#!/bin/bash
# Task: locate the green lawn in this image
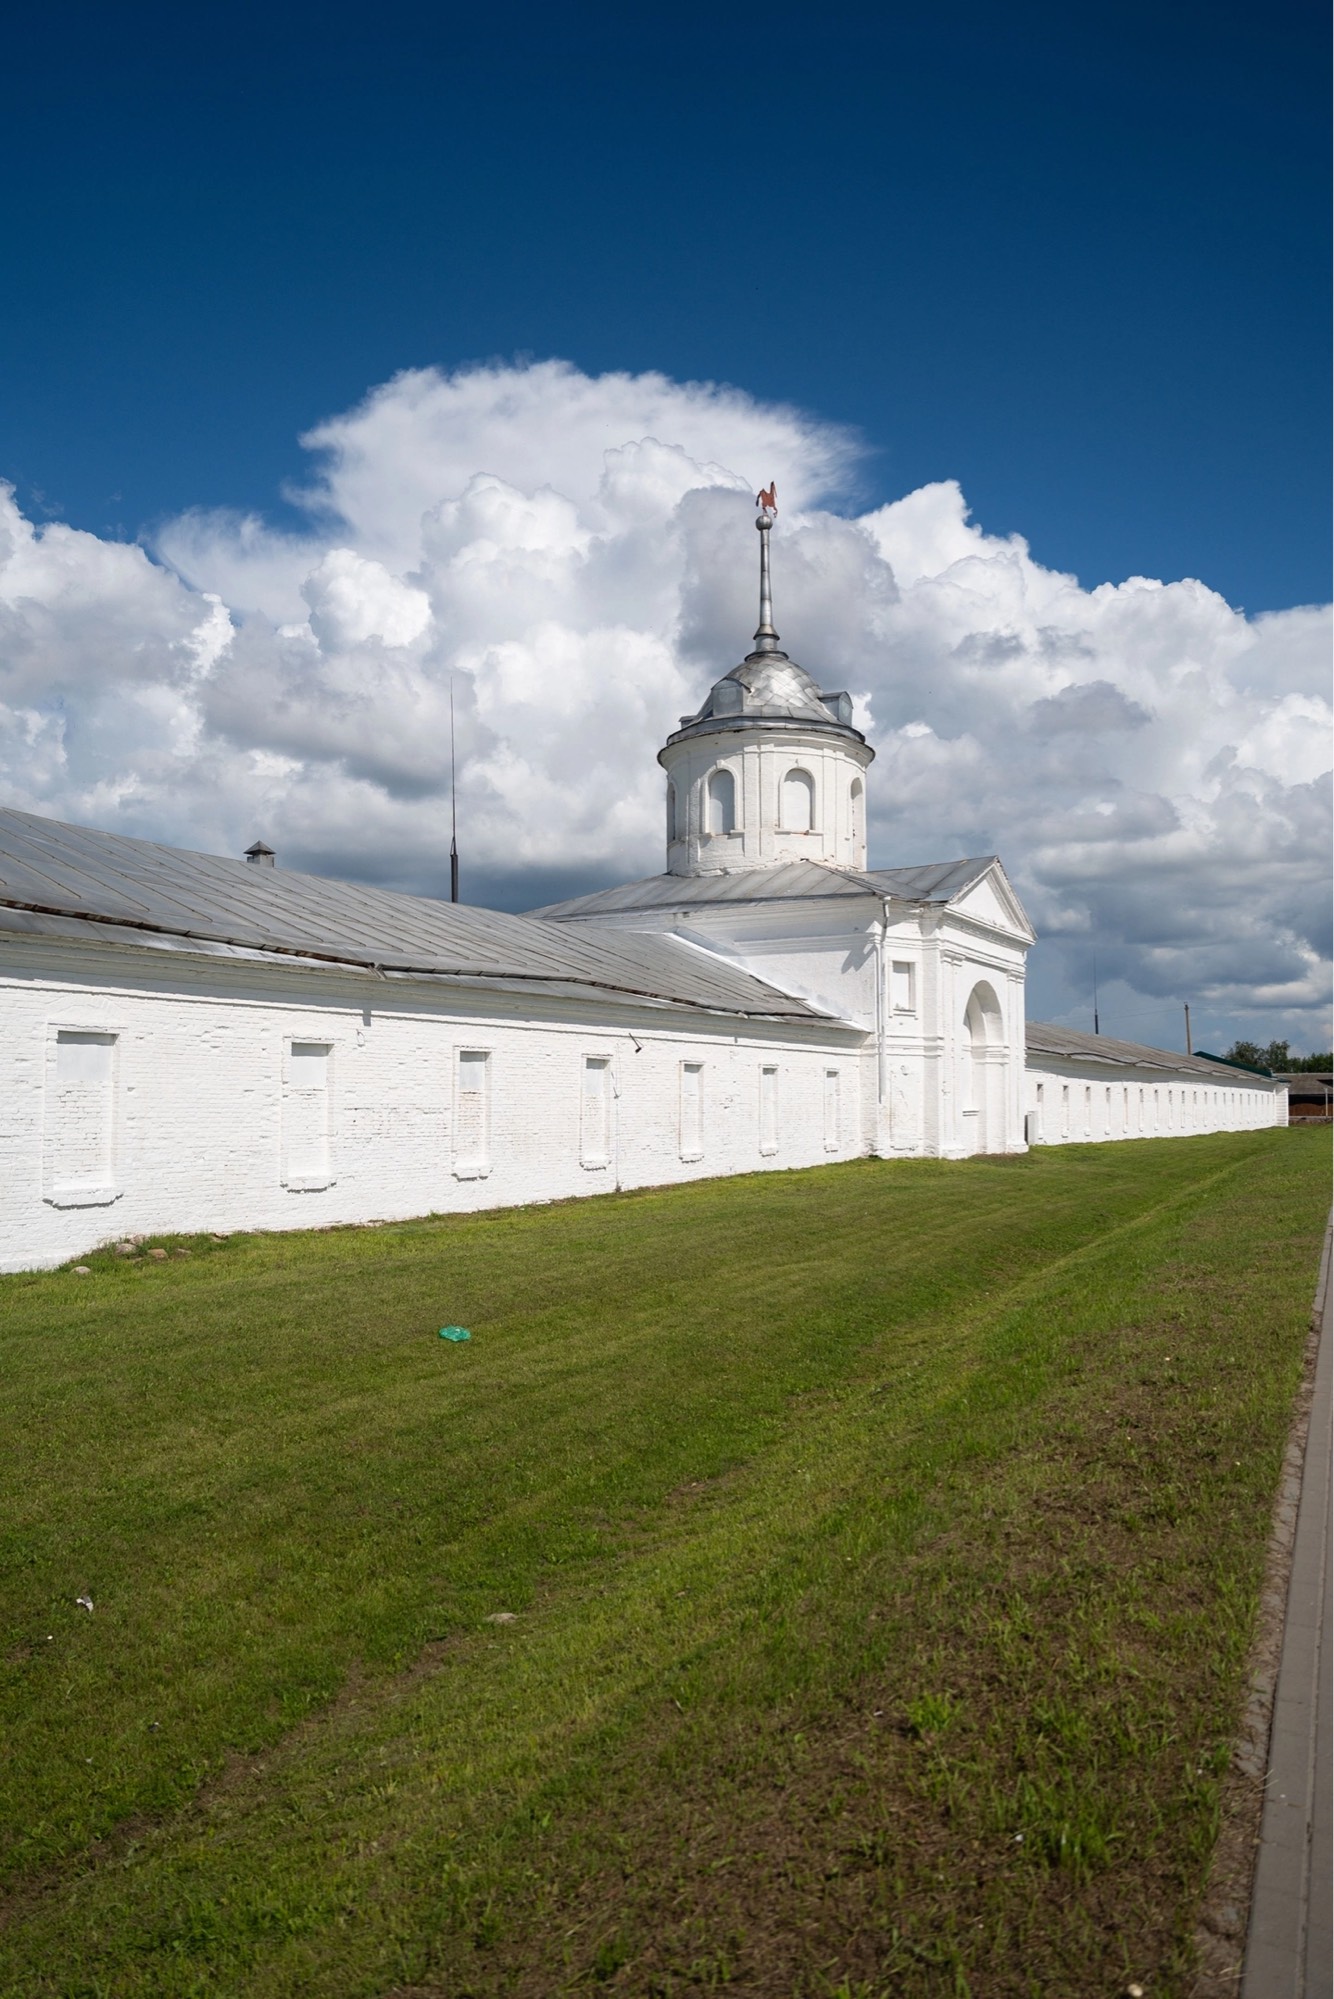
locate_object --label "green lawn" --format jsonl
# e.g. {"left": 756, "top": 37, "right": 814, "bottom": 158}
{"left": 1, "top": 1129, "right": 1327, "bottom": 1997}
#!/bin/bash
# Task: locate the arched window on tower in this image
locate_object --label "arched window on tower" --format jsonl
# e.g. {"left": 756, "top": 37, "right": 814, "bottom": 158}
{"left": 780, "top": 767, "right": 814, "bottom": 832}
{"left": 850, "top": 777, "right": 864, "bottom": 848}
{"left": 706, "top": 768, "right": 736, "bottom": 836}
{"left": 666, "top": 782, "right": 678, "bottom": 843}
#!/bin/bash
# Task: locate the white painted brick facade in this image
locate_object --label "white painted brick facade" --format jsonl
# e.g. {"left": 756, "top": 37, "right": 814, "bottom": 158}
{"left": 0, "top": 935, "right": 869, "bottom": 1271}
{"left": 1025, "top": 1060, "right": 1285, "bottom": 1144}
{"left": 1, "top": 892, "right": 1290, "bottom": 1273}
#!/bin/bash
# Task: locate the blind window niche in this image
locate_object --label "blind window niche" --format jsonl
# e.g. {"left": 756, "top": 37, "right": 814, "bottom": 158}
{"left": 706, "top": 769, "right": 735, "bottom": 837}
{"left": 283, "top": 1040, "right": 334, "bottom": 1190}
{"left": 679, "top": 1061, "right": 704, "bottom": 1160}
{"left": 780, "top": 767, "right": 814, "bottom": 832}
{"left": 759, "top": 1064, "right": 779, "bottom": 1156}
{"left": 1034, "top": 1081, "right": 1045, "bottom": 1141}
{"left": 823, "top": 1067, "right": 841, "bottom": 1152}
{"left": 850, "top": 777, "right": 865, "bottom": 849}
{"left": 453, "top": 1049, "right": 491, "bottom": 1178}
{"left": 890, "top": 961, "right": 915, "bottom": 1013}
{"left": 581, "top": 1055, "right": 612, "bottom": 1168}
{"left": 45, "top": 1029, "right": 119, "bottom": 1207}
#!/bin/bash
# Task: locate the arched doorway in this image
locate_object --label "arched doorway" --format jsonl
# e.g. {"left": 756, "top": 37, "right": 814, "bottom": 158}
{"left": 961, "top": 980, "right": 1004, "bottom": 1154}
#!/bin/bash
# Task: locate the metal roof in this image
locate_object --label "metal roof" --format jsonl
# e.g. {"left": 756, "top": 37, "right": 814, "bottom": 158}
{"left": 527, "top": 857, "right": 998, "bottom": 919}
{"left": 667, "top": 648, "right": 867, "bottom": 748}
{"left": 1025, "top": 1020, "right": 1280, "bottom": 1082}
{"left": 0, "top": 807, "right": 831, "bottom": 1023}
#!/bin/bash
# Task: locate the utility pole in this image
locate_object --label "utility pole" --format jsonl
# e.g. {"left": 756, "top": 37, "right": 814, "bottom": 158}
{"left": 449, "top": 677, "right": 460, "bottom": 904}
{"left": 1184, "top": 1003, "right": 1192, "bottom": 1055}
{"left": 1092, "top": 952, "right": 1100, "bottom": 1036}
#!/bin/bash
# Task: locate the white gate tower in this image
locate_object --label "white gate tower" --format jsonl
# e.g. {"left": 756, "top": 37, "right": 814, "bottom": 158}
{"left": 658, "top": 487, "right": 874, "bottom": 876}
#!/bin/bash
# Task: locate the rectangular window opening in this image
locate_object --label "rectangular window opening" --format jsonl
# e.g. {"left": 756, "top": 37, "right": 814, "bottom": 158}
{"left": 823, "top": 1067, "right": 841, "bottom": 1152}
{"left": 453, "top": 1048, "right": 491, "bottom": 1178}
{"left": 890, "top": 961, "right": 915, "bottom": 1013}
{"left": 680, "top": 1061, "right": 704, "bottom": 1160}
{"left": 581, "top": 1055, "right": 612, "bottom": 1168}
{"left": 759, "top": 1064, "right": 778, "bottom": 1155}
{"left": 45, "top": 1029, "right": 119, "bottom": 1206}
{"left": 283, "top": 1039, "right": 333, "bottom": 1189}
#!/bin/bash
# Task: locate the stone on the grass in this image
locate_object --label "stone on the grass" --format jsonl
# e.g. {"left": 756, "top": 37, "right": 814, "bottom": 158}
{"left": 115, "top": 1242, "right": 137, "bottom": 1256}
{"left": 72, "top": 1265, "right": 91, "bottom": 1276}
{"left": 485, "top": 1611, "right": 518, "bottom": 1624}
{"left": 148, "top": 1247, "right": 168, "bottom": 1261}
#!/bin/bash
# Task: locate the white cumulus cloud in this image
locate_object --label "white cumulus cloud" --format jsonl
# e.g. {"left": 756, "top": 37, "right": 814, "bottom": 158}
{"left": 0, "top": 359, "right": 1329, "bottom": 1050}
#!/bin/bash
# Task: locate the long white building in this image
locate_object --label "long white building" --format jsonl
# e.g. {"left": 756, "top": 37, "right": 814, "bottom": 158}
{"left": 0, "top": 504, "right": 1286, "bottom": 1271}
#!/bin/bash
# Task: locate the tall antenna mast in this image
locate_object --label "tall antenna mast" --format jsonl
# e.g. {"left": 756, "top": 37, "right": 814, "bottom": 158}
{"left": 449, "top": 675, "right": 460, "bottom": 904}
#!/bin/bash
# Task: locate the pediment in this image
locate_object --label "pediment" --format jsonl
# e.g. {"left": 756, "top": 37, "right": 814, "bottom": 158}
{"left": 949, "top": 862, "right": 1035, "bottom": 942}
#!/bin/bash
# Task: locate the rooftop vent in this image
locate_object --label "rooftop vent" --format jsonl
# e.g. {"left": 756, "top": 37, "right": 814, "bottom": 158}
{"left": 244, "top": 840, "right": 276, "bottom": 867}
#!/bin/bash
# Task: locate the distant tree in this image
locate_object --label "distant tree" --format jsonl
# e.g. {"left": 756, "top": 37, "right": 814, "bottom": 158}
{"left": 1222, "top": 1039, "right": 1332, "bottom": 1073}
{"left": 1223, "top": 1040, "right": 1266, "bottom": 1068}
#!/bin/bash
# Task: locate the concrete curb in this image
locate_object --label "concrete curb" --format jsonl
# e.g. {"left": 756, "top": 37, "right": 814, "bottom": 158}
{"left": 1241, "top": 1210, "right": 1332, "bottom": 1998}
{"left": 1192, "top": 1213, "right": 1332, "bottom": 1997}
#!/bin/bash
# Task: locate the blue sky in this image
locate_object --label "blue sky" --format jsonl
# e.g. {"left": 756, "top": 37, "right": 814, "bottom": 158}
{"left": 4, "top": 0, "right": 1328, "bottom": 612}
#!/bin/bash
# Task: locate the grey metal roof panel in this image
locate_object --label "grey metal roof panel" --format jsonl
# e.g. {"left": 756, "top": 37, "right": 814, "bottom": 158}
{"left": 526, "top": 862, "right": 868, "bottom": 917}
{"left": 1025, "top": 1020, "right": 1277, "bottom": 1081}
{"left": 863, "top": 858, "right": 998, "bottom": 901}
{"left": 0, "top": 808, "right": 825, "bottom": 1021}
{"left": 527, "top": 857, "right": 999, "bottom": 919}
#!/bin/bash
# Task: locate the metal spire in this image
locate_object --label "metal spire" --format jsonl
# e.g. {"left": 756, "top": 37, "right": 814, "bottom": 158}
{"left": 754, "top": 482, "right": 779, "bottom": 652}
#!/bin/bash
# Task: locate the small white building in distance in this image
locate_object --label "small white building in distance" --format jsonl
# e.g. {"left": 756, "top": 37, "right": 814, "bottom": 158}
{"left": 0, "top": 498, "right": 1287, "bottom": 1271}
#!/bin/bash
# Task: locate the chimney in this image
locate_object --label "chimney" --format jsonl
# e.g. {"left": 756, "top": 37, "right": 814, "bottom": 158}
{"left": 244, "top": 841, "right": 276, "bottom": 867}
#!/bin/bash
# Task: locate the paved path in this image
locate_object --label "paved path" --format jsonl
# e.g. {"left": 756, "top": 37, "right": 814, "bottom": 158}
{"left": 1242, "top": 1221, "right": 1332, "bottom": 1998}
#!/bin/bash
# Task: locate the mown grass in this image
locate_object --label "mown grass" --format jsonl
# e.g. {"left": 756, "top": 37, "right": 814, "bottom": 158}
{"left": 0, "top": 1129, "right": 1327, "bottom": 1996}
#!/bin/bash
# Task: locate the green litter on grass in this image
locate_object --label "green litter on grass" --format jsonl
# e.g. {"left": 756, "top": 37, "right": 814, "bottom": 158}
{"left": 438, "top": 1326, "right": 471, "bottom": 1342}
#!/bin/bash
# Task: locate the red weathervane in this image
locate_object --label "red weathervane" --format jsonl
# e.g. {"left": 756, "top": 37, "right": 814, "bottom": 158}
{"left": 756, "top": 482, "right": 777, "bottom": 516}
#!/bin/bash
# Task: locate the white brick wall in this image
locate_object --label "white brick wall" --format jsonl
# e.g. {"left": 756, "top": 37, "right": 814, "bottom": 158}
{"left": 0, "top": 935, "right": 871, "bottom": 1271}
{"left": 1025, "top": 1060, "right": 1286, "bottom": 1144}
{"left": 3, "top": 925, "right": 1288, "bottom": 1273}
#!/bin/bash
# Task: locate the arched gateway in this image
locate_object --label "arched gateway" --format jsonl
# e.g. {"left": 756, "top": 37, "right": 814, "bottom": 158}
{"left": 961, "top": 981, "right": 1005, "bottom": 1154}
